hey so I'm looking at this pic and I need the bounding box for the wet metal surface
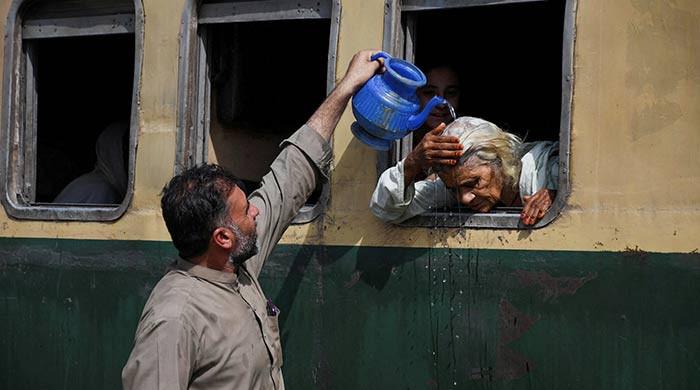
[1,239,699,389]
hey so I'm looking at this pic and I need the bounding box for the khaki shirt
[122,125,331,390]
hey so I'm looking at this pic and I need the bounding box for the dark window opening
[0,0,141,221]
[388,0,570,227]
[411,0,565,143]
[31,34,134,204]
[207,19,330,199]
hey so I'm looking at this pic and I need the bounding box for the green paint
[1,238,699,389]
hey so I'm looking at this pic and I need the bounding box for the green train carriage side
[0,0,699,389]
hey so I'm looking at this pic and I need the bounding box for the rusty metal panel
[23,14,135,39]
[402,0,547,12]
[198,0,331,24]
[1,238,699,389]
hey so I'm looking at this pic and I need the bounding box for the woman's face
[417,67,461,129]
[439,161,504,212]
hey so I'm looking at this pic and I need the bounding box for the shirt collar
[174,258,239,286]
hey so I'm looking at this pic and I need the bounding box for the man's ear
[212,227,236,250]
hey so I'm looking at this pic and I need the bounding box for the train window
[177,0,339,224]
[0,0,143,221]
[379,0,574,228]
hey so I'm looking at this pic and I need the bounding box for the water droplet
[446,101,457,121]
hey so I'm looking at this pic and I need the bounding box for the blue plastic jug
[351,52,446,151]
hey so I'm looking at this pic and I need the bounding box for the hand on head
[404,123,463,183]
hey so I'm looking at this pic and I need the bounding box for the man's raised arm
[306,50,383,141]
[247,50,382,274]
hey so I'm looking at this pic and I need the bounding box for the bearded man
[121,50,381,390]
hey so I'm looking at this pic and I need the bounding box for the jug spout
[407,95,446,130]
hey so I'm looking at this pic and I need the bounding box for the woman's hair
[419,62,460,78]
[439,117,522,191]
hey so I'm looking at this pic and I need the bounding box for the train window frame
[177,0,341,224]
[378,0,575,229]
[0,0,143,221]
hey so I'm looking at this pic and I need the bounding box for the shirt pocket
[267,314,283,367]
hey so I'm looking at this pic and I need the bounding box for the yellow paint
[0,0,698,254]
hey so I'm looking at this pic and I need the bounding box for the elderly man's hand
[403,123,463,185]
[337,50,384,95]
[521,189,556,226]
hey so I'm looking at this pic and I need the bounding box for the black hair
[417,62,461,81]
[160,164,244,259]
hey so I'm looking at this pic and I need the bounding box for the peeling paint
[513,269,597,302]
[495,299,539,381]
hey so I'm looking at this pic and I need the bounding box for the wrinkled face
[417,67,461,129]
[439,160,504,212]
[225,187,260,264]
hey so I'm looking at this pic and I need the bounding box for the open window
[380,0,574,228]
[177,0,340,224]
[0,0,143,221]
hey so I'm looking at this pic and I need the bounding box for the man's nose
[251,204,260,218]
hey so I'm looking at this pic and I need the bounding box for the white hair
[440,117,522,191]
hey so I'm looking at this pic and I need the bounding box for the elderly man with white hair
[369,117,559,225]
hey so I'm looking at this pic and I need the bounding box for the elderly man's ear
[212,227,237,251]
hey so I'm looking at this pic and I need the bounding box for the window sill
[1,197,130,222]
[398,200,565,229]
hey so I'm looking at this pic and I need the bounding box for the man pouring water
[121,50,382,390]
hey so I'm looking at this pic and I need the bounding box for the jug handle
[371,51,391,62]
[407,95,447,130]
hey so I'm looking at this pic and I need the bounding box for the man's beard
[227,223,259,265]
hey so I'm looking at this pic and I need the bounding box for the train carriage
[0,0,699,388]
